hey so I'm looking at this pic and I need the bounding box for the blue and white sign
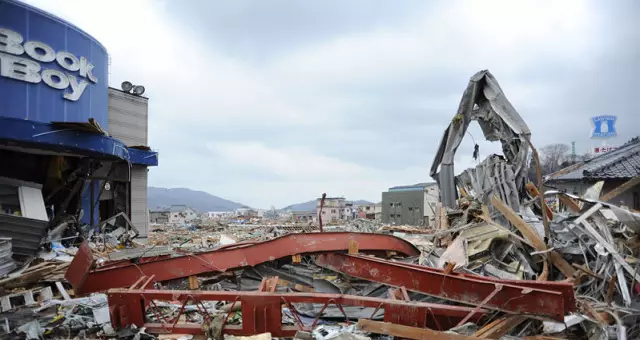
[591,115,617,139]
[0,0,109,127]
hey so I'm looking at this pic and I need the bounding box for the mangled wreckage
[2,70,640,340]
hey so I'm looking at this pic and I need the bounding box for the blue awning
[0,116,158,166]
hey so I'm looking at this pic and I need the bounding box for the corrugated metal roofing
[547,137,640,181]
[0,214,47,257]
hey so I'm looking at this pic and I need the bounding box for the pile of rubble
[1,70,639,340]
[43,185,639,340]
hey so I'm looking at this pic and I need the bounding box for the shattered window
[0,184,20,216]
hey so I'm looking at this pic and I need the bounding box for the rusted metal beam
[370,258,574,308]
[315,253,575,320]
[67,232,420,295]
[107,288,488,336]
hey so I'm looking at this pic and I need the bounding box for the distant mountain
[353,200,374,205]
[281,199,375,212]
[148,187,246,213]
[281,200,316,212]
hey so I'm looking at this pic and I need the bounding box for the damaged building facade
[545,137,640,210]
[0,0,157,261]
[381,183,439,226]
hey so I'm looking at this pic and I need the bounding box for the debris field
[1,70,639,340]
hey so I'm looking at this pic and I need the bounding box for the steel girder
[315,253,575,321]
[107,288,488,336]
[67,232,420,295]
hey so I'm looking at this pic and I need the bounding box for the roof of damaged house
[547,137,640,182]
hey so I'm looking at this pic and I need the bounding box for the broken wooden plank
[440,206,449,230]
[474,315,527,339]
[435,203,443,230]
[481,205,492,222]
[55,282,71,301]
[600,176,640,202]
[358,319,479,340]
[491,196,575,278]
[573,203,603,224]
[188,276,199,290]
[525,183,553,220]
[0,266,57,288]
[572,264,603,280]
[558,195,581,213]
[276,278,314,293]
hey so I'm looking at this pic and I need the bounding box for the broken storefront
[0,1,157,337]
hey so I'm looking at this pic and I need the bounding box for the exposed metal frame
[107,287,487,336]
[67,232,420,295]
[315,253,575,320]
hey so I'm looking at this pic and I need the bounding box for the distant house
[234,207,257,218]
[545,137,640,210]
[150,205,198,224]
[203,211,232,219]
[168,205,198,224]
[149,210,169,224]
[355,203,382,220]
[317,197,346,222]
[292,210,317,223]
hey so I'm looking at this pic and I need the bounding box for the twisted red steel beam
[67,232,420,295]
[315,253,575,321]
[362,255,576,312]
[107,288,488,336]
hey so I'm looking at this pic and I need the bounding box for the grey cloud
[137,0,640,206]
[164,0,428,61]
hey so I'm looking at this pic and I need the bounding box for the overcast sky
[25,0,640,208]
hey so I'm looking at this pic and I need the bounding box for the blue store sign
[0,0,109,127]
[591,115,617,139]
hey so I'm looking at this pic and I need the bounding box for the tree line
[527,143,591,181]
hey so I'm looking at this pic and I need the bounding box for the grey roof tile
[547,137,640,181]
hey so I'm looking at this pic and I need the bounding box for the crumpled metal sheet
[430,70,531,209]
[545,190,640,233]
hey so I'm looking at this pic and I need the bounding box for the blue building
[0,0,157,252]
